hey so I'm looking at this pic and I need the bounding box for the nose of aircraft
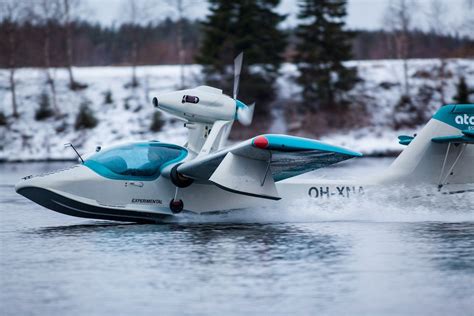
[15,174,50,193]
[14,166,97,220]
[14,165,82,205]
[15,164,106,219]
[15,172,60,211]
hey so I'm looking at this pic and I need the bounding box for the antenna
[64,143,84,163]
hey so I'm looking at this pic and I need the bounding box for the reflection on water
[31,222,349,268]
[1,161,474,316]
[404,222,474,273]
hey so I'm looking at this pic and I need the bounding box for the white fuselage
[15,160,473,223]
[15,108,474,222]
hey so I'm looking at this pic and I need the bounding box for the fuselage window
[182,95,199,104]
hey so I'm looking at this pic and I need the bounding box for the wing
[177,134,362,200]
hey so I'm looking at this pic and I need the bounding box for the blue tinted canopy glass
[84,142,187,180]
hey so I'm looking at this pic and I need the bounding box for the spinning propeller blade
[232,52,255,126]
[233,52,243,100]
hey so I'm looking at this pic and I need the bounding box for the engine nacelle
[153,85,236,124]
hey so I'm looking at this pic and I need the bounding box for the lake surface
[1,160,473,316]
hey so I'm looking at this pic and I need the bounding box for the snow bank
[0,59,472,161]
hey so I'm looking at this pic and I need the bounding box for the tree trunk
[44,24,60,115]
[64,0,76,89]
[402,57,409,96]
[396,32,410,97]
[401,13,410,97]
[46,69,59,115]
[7,24,18,117]
[178,25,185,89]
[177,0,185,89]
[438,58,447,104]
[9,68,18,118]
[131,41,138,87]
[400,32,409,97]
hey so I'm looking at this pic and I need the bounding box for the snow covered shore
[1,59,472,161]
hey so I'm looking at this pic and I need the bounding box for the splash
[174,187,474,224]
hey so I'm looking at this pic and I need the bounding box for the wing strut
[437,143,468,190]
[261,152,272,186]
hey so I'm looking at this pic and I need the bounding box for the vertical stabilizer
[381,104,474,186]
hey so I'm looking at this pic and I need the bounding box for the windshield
[84,142,187,180]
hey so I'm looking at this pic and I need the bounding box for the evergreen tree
[0,111,7,126]
[196,0,287,122]
[295,0,358,112]
[453,76,470,104]
[75,102,98,130]
[35,92,54,121]
[103,90,113,104]
[392,94,425,129]
[150,111,164,132]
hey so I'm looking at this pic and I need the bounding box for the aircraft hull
[15,164,473,223]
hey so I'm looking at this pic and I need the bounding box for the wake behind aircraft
[16,54,474,223]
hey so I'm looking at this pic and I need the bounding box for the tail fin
[384,104,474,186]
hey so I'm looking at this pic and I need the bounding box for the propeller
[232,52,255,126]
[233,52,243,100]
[236,102,255,126]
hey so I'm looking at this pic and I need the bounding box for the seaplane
[16,53,474,223]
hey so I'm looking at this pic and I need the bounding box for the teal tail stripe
[432,104,474,130]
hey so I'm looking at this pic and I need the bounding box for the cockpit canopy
[84,142,187,180]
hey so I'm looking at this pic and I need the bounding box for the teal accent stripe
[432,135,474,144]
[432,104,474,130]
[235,99,247,120]
[252,134,362,157]
[235,99,247,109]
[463,130,474,137]
[398,135,414,146]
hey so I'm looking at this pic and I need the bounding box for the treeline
[0,18,201,67]
[352,30,473,60]
[1,0,472,136]
[0,18,472,68]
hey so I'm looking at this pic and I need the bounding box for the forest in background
[0,18,473,68]
[1,0,473,160]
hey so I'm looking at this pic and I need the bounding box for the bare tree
[384,0,418,97]
[35,0,62,115]
[165,0,198,89]
[461,0,474,37]
[427,0,450,104]
[175,0,185,89]
[0,0,27,118]
[121,0,156,88]
[427,0,448,35]
[465,0,474,10]
[62,0,80,89]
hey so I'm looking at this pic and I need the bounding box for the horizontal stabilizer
[398,135,414,146]
[432,130,474,144]
[462,130,474,137]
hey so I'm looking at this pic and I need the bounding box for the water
[1,160,473,316]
